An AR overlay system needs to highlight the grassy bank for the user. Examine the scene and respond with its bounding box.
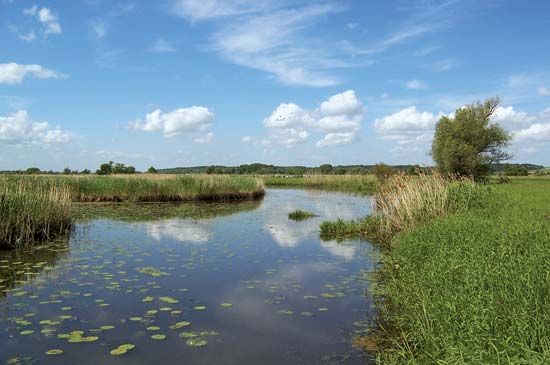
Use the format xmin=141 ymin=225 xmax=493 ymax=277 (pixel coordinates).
xmin=376 ymin=179 xmax=550 ymax=364
xmin=263 ymin=174 xmax=377 ymax=194
xmin=2 ymin=174 xmax=265 ymax=203
xmin=0 ymin=177 xmax=72 ymax=250
xmin=320 ymin=173 xmax=490 ymax=244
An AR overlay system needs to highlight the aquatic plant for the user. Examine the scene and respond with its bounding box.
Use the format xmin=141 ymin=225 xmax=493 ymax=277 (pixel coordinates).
xmin=320 ymin=172 xmax=491 ymax=244
xmin=0 ymin=176 xmax=72 ymax=249
xmin=288 ymin=209 xmax=318 ymax=221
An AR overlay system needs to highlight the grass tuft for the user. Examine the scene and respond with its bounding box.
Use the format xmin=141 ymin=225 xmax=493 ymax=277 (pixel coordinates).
xmin=288 ymin=209 xmax=318 ymax=221
xmin=0 ymin=176 xmax=72 ymax=249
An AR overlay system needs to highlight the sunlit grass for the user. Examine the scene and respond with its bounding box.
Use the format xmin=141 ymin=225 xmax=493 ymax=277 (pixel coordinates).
xmin=0 ymin=176 xmax=72 ymax=249
xmin=263 ymin=174 xmax=377 ymax=194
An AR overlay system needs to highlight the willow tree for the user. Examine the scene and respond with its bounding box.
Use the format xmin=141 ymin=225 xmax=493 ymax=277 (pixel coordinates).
xmin=431 ymin=97 xmax=511 ymax=180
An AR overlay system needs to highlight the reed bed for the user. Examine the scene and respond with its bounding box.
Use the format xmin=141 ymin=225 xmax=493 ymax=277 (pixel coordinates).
xmin=320 ymin=173 xmax=491 ymax=244
xmin=0 ymin=177 xmax=72 ymax=249
xmin=3 ymin=174 xmax=265 ymax=203
xmin=263 ymin=174 xmax=377 ymax=193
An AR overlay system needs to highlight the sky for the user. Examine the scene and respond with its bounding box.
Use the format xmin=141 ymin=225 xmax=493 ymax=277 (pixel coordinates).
xmin=1 ymin=0 xmax=549 ymax=171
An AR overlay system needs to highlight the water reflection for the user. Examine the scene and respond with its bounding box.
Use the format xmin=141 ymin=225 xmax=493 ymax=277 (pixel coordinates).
xmin=0 ymin=189 xmax=376 ymax=365
xmin=145 ymin=219 xmax=213 ymax=244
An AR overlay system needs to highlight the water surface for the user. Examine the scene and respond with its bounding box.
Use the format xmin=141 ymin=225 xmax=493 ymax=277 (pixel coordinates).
xmin=0 ymin=189 xmax=378 ymax=364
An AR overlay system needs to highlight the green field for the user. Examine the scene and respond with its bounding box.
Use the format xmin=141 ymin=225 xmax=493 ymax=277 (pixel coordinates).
xmin=355 ymin=177 xmax=550 ymax=364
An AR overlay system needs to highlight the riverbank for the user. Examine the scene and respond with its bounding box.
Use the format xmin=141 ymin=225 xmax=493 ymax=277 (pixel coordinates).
xmin=0 ymin=175 xmax=264 ymax=249
xmin=322 ymin=176 xmax=550 ymax=363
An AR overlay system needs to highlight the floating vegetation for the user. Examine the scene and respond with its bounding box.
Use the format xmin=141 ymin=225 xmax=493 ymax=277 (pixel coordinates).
xmin=151 ymin=334 xmax=166 ymax=340
xmin=185 ymin=338 xmax=208 ymax=347
xmin=220 ymin=302 xmax=233 ymax=308
xmin=169 ymin=321 xmax=191 ymax=329
xmin=288 ymin=210 xmax=318 ymax=221
xmin=159 ymin=296 xmax=179 ymax=304
xmin=45 ymin=349 xmax=64 ymax=355
xmin=137 ymin=267 xmax=169 ymax=277
xmin=193 ymin=306 xmax=206 ymax=311
xmin=110 ymin=344 xmax=135 ymax=356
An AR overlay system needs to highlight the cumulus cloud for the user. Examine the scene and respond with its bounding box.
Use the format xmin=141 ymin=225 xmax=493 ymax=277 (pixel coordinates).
xmin=538 ymin=86 xmax=550 ymax=96
xmin=511 ymin=108 xmax=550 ymax=142
xmin=129 ymin=106 xmax=214 ymax=139
xmin=374 ymin=106 xmax=440 ymax=132
xmin=492 ymin=106 xmax=536 ymax=129
xmin=0 ymin=110 xmax=70 ymax=145
xmin=0 ymin=63 xmax=66 ymax=85
xmin=23 ymin=5 xmax=62 ymax=37
xmin=316 ymin=132 xmax=357 ymax=147
xmin=263 ymin=103 xmax=313 ymax=129
xmin=262 ymin=90 xmax=364 ymax=147
xmin=514 ymin=123 xmax=550 ymax=141
xmin=242 ymin=135 xmax=254 ymax=143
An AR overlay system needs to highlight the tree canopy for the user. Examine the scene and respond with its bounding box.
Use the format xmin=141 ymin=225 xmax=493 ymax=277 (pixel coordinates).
xmin=431 ymin=97 xmax=511 ymax=179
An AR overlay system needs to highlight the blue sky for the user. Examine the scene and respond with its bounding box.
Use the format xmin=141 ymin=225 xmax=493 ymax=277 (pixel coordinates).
xmin=1 ymin=0 xmax=549 ymax=170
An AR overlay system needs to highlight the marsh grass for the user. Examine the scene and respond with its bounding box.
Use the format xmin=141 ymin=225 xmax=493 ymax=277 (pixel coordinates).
xmin=3 ymin=174 xmax=265 ymax=203
xmin=264 ymin=174 xmax=377 ymax=194
xmin=376 ymin=179 xmax=550 ymax=364
xmin=288 ymin=209 xmax=318 ymax=221
xmin=0 ymin=177 xmax=72 ymax=249
xmin=320 ymin=173 xmax=491 ymax=244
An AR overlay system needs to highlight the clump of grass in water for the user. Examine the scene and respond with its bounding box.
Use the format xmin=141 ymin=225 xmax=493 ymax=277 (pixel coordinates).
xmin=288 ymin=209 xmax=318 ymax=221
xmin=320 ymin=172 xmax=492 ymax=245
xmin=0 ymin=177 xmax=72 ymax=250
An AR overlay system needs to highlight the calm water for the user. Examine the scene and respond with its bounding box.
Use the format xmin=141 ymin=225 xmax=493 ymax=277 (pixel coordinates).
xmin=0 ymin=189 xmax=378 ymax=364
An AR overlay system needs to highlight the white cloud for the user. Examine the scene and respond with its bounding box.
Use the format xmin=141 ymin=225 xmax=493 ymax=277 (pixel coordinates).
xmin=538 ymin=86 xmax=550 ymax=96
xmin=346 ymin=22 xmax=359 ymax=29
xmin=514 ymin=123 xmax=550 ymax=141
xmin=130 ymin=106 xmax=214 ymax=139
xmin=0 ymin=63 xmax=66 ymax=85
xmin=406 ymin=79 xmax=428 ymax=90
xmin=242 ymin=135 xmax=254 ymax=143
xmin=193 ymin=132 xmax=213 ymax=143
xmin=374 ymin=106 xmax=440 ymax=132
xmin=262 ymin=90 xmax=364 ymax=147
xmin=433 ymin=58 xmax=457 ymax=72
xmin=171 ymin=0 xmax=271 ymax=21
xmin=316 ymin=132 xmax=357 ymax=147
xmin=263 ymin=103 xmax=313 ymax=128
xmin=492 ymin=106 xmax=536 ymax=129
xmin=23 ymin=6 xmax=62 ymax=37
xmin=0 ymin=110 xmax=70 ymax=145
xmin=148 ymin=38 xmax=176 ymax=53
xmin=320 ymin=89 xmax=362 ymax=116
xmin=172 ymin=1 xmax=350 ymax=87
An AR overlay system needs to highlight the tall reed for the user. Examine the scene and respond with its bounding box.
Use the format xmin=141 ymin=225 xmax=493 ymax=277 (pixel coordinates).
xmin=0 ymin=177 xmax=72 ymax=249
xmin=320 ymin=173 xmax=491 ymax=244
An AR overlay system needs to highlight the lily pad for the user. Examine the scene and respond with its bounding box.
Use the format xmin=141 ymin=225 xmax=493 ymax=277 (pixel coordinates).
xmin=45 ymin=349 xmax=64 ymax=355
xmin=186 ymin=338 xmax=207 ymax=347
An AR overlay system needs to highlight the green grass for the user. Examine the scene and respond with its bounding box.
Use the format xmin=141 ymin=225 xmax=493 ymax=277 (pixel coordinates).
xmin=288 ymin=209 xmax=318 ymax=221
xmin=0 ymin=176 xmax=72 ymax=249
xmin=375 ymin=179 xmax=550 ymax=364
xmin=321 ymin=173 xmax=491 ymax=245
xmin=263 ymin=174 xmax=377 ymax=194
xmin=2 ymin=174 xmax=265 ymax=203
xmin=0 ymin=174 xmax=264 ymax=248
